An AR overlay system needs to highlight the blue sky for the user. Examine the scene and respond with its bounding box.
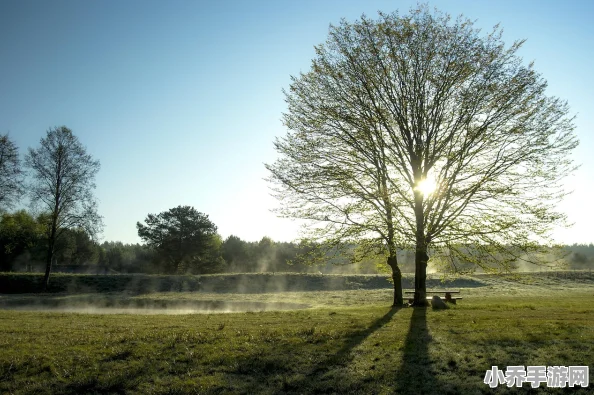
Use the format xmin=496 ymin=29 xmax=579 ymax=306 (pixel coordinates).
xmin=1 ymin=0 xmax=593 ymax=244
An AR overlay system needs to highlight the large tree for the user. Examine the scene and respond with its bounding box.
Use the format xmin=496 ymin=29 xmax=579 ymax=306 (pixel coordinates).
xmin=0 ymin=134 xmax=24 ymax=210
xmin=137 ymin=205 xmax=223 ymax=274
xmin=25 ymin=126 xmax=102 ymax=290
xmin=266 ymin=6 xmax=578 ymax=306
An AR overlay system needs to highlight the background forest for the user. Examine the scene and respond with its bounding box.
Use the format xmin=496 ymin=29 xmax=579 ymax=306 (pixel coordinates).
xmin=1 ymin=209 xmax=592 ymax=276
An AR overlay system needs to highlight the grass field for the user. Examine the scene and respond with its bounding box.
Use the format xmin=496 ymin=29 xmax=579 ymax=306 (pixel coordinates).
xmin=1 ymin=271 xmax=593 ymax=394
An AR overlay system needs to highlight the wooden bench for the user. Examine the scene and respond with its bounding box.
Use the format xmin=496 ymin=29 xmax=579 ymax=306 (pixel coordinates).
xmin=404 ymin=290 xmax=462 ymax=304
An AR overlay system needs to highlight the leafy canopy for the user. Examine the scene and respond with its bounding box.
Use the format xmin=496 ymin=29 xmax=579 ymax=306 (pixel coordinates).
xmin=267 ymin=5 xmax=578 ymax=273
xmin=137 ymin=205 xmax=222 ymax=274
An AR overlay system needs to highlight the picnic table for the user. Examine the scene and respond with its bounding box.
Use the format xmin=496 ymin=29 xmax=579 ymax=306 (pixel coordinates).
xmin=404 ymin=290 xmax=462 ymax=304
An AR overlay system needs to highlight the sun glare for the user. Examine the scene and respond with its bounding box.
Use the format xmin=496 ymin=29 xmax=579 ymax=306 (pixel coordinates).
xmin=415 ymin=178 xmax=437 ymax=196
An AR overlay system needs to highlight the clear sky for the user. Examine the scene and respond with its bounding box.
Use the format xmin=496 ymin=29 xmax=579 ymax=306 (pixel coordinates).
xmin=1 ymin=0 xmax=593 ymax=245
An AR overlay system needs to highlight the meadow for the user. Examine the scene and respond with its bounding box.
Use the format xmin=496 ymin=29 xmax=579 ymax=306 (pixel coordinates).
xmin=0 ymin=271 xmax=593 ymax=394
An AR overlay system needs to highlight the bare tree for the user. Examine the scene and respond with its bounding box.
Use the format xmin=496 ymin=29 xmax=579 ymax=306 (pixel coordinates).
xmin=25 ymin=126 xmax=102 ymax=289
xmin=0 ymin=134 xmax=24 ymax=210
xmin=266 ymin=6 xmax=578 ymax=306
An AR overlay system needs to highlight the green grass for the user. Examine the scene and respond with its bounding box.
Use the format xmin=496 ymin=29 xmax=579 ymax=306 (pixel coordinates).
xmin=1 ymin=273 xmax=593 ymax=394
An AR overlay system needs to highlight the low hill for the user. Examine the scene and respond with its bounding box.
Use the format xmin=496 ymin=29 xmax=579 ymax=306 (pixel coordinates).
xmin=0 ymin=272 xmax=494 ymax=294
xmin=3 ymin=270 xmax=592 ymax=295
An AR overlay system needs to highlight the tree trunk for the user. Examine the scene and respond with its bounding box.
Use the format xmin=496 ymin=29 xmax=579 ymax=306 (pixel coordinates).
xmin=413 ymin=241 xmax=429 ymax=306
xmin=388 ymin=255 xmax=403 ymax=306
xmin=42 ymin=241 xmax=53 ymax=291
xmin=42 ymin=219 xmax=58 ymax=291
xmin=413 ymin=183 xmax=429 ymax=306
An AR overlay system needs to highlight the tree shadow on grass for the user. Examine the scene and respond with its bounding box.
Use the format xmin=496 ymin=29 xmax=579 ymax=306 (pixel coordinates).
xmin=394 ymin=307 xmax=446 ymax=395
xmin=331 ymin=306 xmax=401 ymax=361
xmin=287 ymin=306 xmax=402 ymax=393
xmin=226 ymin=307 xmax=402 ymax=394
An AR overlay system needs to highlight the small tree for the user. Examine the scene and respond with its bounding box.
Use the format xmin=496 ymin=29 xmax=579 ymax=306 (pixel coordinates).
xmin=0 ymin=134 xmax=24 ymax=210
xmin=25 ymin=126 xmax=102 ymax=289
xmin=267 ymin=6 xmax=578 ymax=306
xmin=137 ymin=205 xmax=223 ymax=274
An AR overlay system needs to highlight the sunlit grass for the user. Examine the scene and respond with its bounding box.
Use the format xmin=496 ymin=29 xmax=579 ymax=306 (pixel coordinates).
xmin=1 ymin=272 xmax=593 ymax=394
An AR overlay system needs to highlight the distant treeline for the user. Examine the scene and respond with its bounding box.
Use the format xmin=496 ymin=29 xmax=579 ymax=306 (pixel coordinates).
xmin=1 ymin=209 xmax=592 ymax=275
xmin=0 ymin=210 xmax=386 ymax=274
